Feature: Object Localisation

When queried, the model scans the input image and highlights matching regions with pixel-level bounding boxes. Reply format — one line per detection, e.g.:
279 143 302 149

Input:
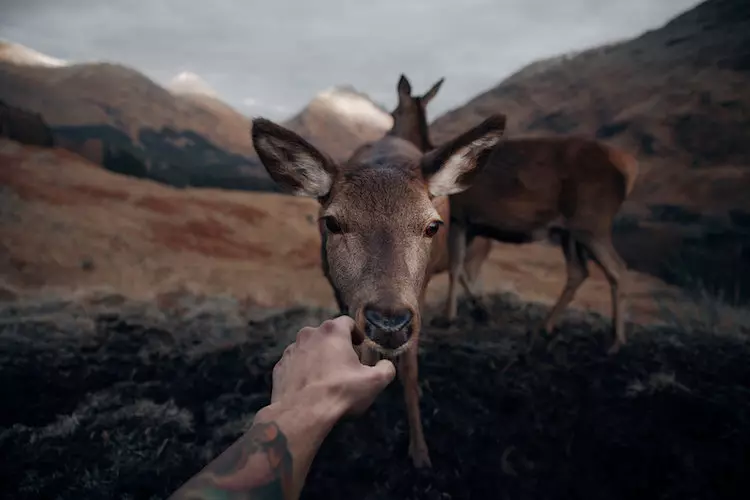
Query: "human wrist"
254 386 345 437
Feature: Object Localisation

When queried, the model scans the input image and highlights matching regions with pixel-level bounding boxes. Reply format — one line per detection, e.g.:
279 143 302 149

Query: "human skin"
167 315 396 500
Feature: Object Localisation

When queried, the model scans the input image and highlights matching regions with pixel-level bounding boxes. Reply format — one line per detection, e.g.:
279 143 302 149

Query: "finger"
325 315 364 345
369 359 396 389
296 326 315 345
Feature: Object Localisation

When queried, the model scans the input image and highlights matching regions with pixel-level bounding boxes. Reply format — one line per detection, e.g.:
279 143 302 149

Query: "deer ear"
251 118 337 198
421 114 506 197
421 77 444 105
397 74 412 99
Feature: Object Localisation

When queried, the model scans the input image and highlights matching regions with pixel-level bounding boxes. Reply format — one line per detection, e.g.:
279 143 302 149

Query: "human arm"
167 316 396 500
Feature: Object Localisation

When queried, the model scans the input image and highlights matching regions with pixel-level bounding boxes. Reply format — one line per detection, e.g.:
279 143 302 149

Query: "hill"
0 40 67 67
430 0 750 299
0 139 691 324
0 47 391 192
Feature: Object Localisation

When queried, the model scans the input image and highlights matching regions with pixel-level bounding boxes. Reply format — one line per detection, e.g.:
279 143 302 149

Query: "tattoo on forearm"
169 421 294 500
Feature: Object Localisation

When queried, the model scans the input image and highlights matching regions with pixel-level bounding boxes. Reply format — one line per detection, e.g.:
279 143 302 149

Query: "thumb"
368 359 396 390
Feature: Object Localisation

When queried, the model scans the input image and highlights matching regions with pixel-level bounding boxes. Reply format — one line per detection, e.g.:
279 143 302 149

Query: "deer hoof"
409 443 432 469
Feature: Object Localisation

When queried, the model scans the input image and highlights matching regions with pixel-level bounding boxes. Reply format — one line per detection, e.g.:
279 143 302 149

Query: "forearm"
168 395 342 500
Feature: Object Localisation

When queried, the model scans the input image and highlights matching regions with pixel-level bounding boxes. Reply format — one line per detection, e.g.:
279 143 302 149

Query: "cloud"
0 0 703 120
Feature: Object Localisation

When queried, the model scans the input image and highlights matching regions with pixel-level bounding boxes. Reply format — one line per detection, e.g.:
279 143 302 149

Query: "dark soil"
1 293 749 500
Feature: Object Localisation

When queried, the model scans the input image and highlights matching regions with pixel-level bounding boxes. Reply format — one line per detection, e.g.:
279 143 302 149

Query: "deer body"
445 134 639 353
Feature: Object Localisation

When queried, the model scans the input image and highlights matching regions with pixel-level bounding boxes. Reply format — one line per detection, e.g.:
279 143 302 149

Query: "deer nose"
364 306 413 333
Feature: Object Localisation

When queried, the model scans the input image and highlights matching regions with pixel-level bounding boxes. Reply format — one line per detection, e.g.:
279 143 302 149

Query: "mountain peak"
167 71 218 97
0 40 67 67
309 85 392 129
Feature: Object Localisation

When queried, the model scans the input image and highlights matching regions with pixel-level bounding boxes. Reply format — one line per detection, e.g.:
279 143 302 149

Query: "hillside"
430 0 750 298
0 40 67 67
0 46 391 192
0 139 693 324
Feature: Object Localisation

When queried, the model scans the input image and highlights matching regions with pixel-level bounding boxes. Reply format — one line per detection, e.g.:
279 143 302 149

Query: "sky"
0 0 703 121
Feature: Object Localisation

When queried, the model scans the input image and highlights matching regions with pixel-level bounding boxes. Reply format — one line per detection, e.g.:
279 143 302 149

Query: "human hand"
271 315 396 418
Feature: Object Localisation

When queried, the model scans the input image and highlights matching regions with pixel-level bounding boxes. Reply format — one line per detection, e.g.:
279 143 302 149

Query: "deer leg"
444 222 468 322
358 344 379 366
459 269 490 323
534 231 589 350
414 284 428 400
577 234 627 355
399 344 431 468
459 238 490 317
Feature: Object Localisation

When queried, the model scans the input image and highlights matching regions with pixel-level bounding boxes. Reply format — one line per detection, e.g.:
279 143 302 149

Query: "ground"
1 291 748 500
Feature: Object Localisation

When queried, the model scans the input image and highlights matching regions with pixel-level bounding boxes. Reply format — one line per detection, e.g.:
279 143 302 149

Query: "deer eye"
324 216 343 234
424 221 442 238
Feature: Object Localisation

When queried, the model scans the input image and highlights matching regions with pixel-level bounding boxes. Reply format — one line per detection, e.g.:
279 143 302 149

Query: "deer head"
388 74 444 152
251 114 506 356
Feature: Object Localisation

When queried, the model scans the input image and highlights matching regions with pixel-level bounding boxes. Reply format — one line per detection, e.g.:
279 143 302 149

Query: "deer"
324 74 494 320
251 107 508 468
440 128 639 355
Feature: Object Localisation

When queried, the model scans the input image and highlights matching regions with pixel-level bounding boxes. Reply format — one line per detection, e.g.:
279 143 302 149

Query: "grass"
0 290 748 500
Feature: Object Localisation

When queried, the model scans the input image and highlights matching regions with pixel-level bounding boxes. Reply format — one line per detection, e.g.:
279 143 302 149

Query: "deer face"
251 114 506 357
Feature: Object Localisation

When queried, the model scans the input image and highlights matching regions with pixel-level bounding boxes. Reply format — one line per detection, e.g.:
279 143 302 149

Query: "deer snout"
363 305 414 350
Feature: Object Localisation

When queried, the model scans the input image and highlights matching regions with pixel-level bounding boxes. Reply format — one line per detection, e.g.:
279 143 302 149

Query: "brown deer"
442 133 639 354
252 111 507 468
327 74 494 319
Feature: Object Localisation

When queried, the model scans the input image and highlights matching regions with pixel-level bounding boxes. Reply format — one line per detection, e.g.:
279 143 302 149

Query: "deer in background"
442 130 639 354
252 111 507 468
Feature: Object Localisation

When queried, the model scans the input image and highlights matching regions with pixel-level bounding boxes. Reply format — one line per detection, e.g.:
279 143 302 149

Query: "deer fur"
443 133 639 354
251 106 507 468
332 75 493 321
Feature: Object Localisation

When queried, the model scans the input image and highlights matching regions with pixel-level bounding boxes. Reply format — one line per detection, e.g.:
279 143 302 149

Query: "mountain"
0 46 391 192
0 40 67 67
283 85 393 161
0 52 276 190
167 71 219 97
429 0 750 298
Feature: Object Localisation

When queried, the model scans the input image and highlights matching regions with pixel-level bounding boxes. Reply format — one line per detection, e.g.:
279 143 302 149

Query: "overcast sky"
1 0 702 120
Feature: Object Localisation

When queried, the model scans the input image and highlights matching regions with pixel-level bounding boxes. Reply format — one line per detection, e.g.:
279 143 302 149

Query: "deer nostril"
364 306 413 333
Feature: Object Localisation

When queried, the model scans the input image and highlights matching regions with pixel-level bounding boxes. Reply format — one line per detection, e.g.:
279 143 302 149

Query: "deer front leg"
399 343 431 468
444 222 468 322
357 344 379 366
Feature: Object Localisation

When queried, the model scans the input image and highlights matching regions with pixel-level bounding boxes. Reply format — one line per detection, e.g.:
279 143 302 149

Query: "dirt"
1 292 748 500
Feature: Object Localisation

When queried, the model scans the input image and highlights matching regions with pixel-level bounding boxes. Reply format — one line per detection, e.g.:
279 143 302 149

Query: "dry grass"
0 139 700 327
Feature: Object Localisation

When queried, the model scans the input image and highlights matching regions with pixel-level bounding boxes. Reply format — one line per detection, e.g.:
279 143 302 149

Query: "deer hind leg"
531 231 589 350
399 343 431 468
443 222 468 323
576 233 628 355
